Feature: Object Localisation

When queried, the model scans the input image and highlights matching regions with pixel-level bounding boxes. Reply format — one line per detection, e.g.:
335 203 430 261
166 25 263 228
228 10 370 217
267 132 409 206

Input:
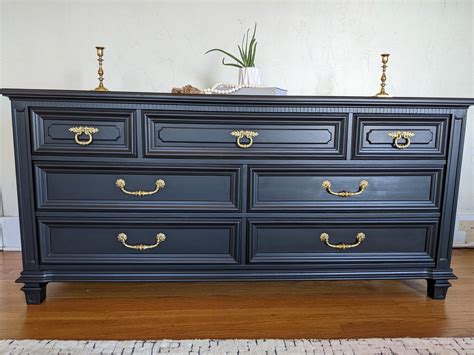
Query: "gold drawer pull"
388 131 415 149
115 178 165 196
322 180 368 197
68 126 99 146
320 232 366 250
117 232 166 251
231 130 259 149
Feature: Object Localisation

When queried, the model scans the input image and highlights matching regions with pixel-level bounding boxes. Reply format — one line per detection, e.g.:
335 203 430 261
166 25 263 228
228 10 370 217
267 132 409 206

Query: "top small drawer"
145 112 347 159
30 108 136 156
354 114 449 159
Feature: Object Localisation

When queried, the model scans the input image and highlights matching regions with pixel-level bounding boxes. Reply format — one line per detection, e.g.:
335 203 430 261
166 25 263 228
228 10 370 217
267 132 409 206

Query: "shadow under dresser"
1 89 473 304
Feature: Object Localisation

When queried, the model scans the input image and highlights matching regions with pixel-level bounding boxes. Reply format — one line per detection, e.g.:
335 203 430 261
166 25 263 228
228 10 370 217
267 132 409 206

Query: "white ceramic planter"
238 67 262 86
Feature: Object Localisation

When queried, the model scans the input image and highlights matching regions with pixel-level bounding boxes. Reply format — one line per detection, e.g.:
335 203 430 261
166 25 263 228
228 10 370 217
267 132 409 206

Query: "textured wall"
0 0 473 218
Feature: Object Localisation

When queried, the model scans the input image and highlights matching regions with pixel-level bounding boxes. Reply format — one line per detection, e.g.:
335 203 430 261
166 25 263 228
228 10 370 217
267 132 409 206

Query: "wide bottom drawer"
248 219 438 264
38 218 241 264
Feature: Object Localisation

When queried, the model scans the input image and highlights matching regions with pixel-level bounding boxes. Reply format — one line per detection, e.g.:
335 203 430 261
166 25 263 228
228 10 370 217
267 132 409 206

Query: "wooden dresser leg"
22 283 47 305
427 279 451 300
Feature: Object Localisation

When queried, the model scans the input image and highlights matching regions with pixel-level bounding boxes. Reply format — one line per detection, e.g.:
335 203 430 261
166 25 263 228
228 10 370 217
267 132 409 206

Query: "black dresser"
2 89 473 304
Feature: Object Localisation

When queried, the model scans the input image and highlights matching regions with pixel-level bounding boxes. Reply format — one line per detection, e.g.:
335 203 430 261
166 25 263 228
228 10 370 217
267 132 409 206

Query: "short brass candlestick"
375 53 390 97
94 46 108 92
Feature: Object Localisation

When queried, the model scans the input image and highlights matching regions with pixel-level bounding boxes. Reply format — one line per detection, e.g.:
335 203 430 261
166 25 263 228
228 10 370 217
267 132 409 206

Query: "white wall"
0 0 473 243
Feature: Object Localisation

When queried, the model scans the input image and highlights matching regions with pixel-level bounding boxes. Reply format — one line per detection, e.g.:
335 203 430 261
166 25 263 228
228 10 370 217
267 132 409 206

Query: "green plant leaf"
251 42 257 66
241 34 248 64
247 37 256 66
252 23 258 65
244 28 250 61
247 23 257 66
246 44 252 66
205 22 258 69
205 48 245 67
222 57 243 68
251 22 257 42
238 45 247 65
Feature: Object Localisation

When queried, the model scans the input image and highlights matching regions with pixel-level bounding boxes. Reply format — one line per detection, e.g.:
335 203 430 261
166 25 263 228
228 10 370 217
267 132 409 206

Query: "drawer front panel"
39 218 241 264
354 115 449 158
35 163 240 211
31 108 136 155
250 167 443 211
145 112 346 158
248 219 437 264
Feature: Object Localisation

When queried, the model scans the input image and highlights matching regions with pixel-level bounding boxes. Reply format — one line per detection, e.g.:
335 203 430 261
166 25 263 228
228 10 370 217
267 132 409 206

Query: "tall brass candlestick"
375 53 390 97
94 46 108 92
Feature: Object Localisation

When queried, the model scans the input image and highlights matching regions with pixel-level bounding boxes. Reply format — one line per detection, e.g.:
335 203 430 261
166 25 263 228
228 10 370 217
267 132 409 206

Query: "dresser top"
1 88 474 108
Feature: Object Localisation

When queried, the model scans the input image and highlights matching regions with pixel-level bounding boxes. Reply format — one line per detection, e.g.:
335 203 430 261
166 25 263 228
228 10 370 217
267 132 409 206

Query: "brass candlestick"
375 53 390 97
94 46 108 92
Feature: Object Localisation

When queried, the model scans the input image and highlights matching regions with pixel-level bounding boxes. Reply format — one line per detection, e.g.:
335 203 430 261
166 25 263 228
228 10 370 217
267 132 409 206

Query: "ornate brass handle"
322 180 369 198
115 178 165 196
68 126 99 146
320 232 366 250
388 131 415 149
117 232 166 251
230 130 259 149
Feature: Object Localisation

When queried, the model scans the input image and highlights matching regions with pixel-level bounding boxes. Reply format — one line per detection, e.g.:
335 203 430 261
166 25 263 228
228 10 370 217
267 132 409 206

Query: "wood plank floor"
0 250 473 340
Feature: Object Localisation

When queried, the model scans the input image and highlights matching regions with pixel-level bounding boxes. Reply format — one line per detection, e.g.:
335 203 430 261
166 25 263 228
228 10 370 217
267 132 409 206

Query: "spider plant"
205 23 258 68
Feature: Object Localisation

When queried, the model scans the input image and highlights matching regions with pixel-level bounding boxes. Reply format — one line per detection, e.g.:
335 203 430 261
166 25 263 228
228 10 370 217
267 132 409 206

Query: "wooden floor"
0 250 473 340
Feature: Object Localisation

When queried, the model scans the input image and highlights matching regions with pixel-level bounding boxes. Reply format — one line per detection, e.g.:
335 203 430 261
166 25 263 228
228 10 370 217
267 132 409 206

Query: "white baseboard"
453 214 474 248
0 217 21 251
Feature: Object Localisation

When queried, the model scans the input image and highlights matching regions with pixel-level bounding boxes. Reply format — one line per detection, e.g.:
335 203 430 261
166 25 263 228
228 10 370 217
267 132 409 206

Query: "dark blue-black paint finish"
1 88 473 304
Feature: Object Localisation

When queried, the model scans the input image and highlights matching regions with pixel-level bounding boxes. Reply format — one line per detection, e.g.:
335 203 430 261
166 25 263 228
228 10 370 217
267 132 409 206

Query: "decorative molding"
31 108 136 156
11 101 26 112
2 88 474 108
22 100 460 115
453 109 466 120
145 113 346 158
